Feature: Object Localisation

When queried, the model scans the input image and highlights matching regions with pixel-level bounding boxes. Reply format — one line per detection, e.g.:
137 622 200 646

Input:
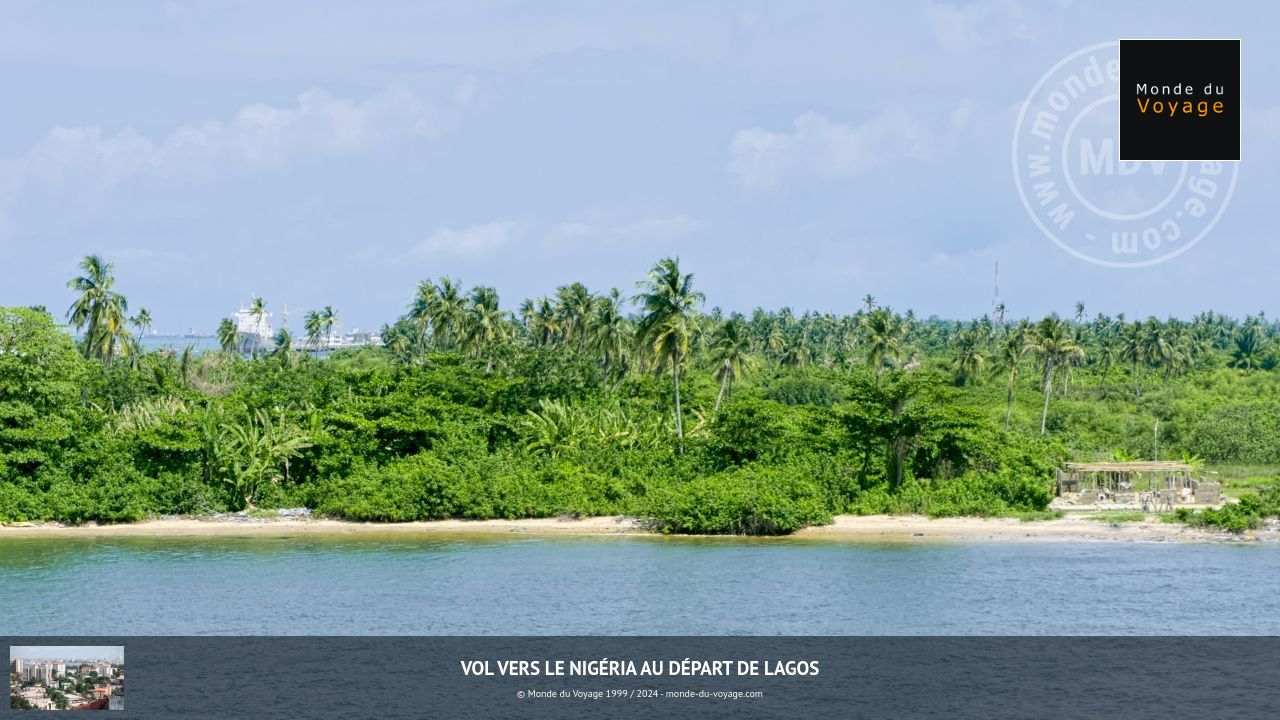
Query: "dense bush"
883 471 1054 518
1173 486 1280 532
645 464 833 535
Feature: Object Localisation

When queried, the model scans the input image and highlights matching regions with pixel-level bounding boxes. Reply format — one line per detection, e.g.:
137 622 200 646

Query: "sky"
0 1 1277 334
10 646 124 662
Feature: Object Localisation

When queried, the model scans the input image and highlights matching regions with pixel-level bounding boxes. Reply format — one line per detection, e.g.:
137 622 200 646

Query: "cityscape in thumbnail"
10 647 123 711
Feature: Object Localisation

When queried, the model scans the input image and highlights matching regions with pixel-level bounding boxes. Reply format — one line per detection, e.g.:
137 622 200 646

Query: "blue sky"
10 646 123 662
0 1 1276 334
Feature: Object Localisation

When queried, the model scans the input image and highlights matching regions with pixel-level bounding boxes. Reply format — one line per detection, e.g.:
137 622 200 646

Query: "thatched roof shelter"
1056 460 1199 498
1063 461 1192 473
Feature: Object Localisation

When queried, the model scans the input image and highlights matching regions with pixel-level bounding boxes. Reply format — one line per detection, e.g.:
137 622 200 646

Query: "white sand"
1 513 1272 542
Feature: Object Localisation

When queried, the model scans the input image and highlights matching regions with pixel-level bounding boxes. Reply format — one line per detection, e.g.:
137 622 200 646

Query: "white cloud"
726 111 926 191
548 214 699 244
4 86 442 193
405 221 516 260
1247 105 1280 140
927 3 983 55
926 1 1043 55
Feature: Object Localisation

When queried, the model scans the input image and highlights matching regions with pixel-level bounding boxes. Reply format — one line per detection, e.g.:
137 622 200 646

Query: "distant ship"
233 303 274 347
230 299 381 350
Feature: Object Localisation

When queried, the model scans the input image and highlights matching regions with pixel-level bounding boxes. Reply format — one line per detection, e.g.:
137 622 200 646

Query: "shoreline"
0 513 1273 543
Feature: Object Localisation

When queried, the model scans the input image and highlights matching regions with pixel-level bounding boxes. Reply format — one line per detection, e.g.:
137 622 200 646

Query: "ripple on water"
1 536 1278 635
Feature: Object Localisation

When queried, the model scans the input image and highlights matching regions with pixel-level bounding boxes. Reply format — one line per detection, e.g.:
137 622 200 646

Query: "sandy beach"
0 513 1274 543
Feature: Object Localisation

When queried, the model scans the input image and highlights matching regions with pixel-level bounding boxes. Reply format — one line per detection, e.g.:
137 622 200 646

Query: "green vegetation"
1172 488 1280 533
1085 511 1149 523
4 255 1280 534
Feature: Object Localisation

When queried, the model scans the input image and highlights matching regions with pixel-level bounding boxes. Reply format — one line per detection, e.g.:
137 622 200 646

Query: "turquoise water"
134 336 222 354
1 535 1277 635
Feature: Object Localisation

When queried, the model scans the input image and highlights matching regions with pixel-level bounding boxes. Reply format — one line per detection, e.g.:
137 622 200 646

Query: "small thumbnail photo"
10 646 123 711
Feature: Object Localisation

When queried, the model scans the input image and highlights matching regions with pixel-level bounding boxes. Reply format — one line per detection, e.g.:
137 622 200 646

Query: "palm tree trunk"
672 356 684 450
1004 367 1016 431
1040 360 1055 434
714 361 729 414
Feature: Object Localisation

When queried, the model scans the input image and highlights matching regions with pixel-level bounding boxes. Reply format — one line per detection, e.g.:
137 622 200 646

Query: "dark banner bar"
5 636 1279 719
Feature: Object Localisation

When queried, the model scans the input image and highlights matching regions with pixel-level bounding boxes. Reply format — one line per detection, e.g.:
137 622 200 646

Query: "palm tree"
1094 321 1120 388
1228 324 1270 370
130 307 153 337
555 282 595 346
303 310 324 351
526 297 559 346
381 323 411 358
408 279 437 346
248 297 267 353
1025 316 1084 434
997 322 1028 430
66 254 132 362
859 307 905 382
633 257 704 447
179 345 194 389
320 306 338 348
709 318 756 413
952 329 988 385
462 286 511 370
588 289 629 379
271 328 296 366
217 318 240 354
1119 321 1149 395
431 278 466 348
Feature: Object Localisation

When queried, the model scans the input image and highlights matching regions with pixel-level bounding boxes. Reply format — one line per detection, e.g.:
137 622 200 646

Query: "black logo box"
1119 39 1240 161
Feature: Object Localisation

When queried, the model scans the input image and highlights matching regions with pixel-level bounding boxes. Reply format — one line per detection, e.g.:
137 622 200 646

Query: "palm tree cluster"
61 253 1280 445
392 278 516 369
303 306 339 351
